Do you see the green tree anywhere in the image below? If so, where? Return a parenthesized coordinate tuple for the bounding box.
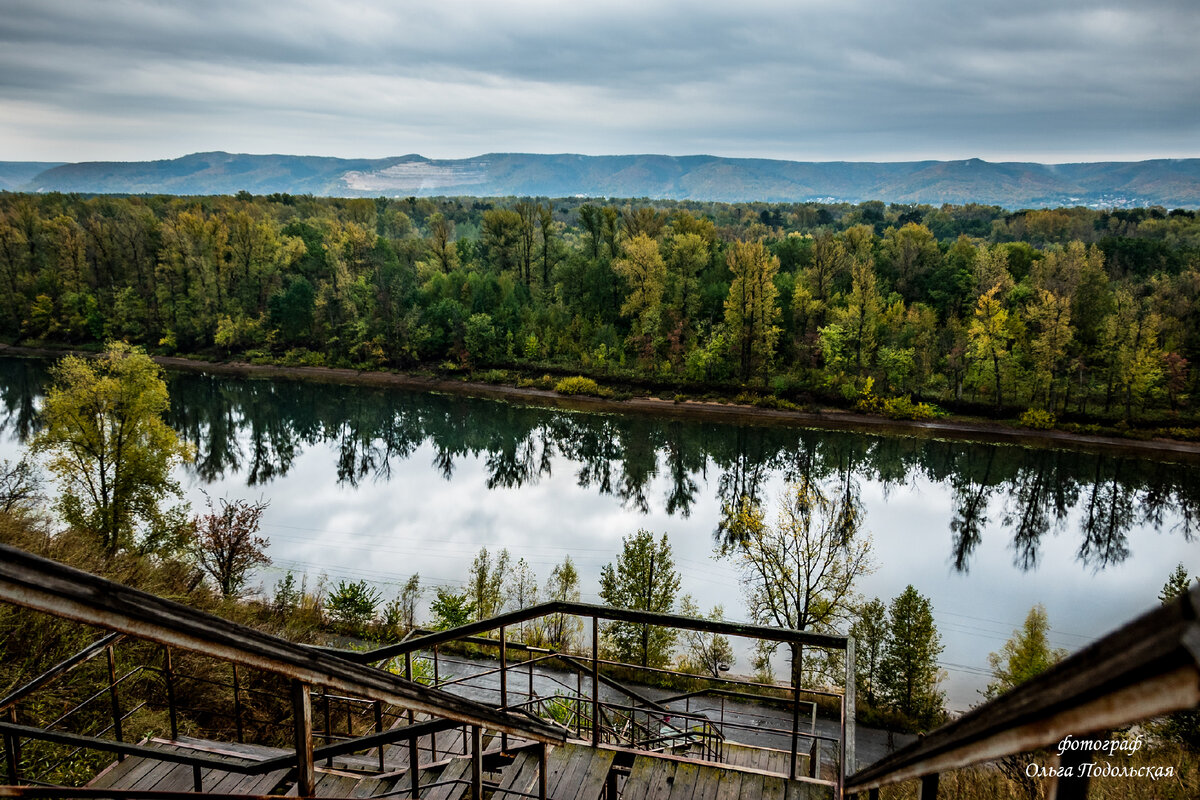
(1155, 564, 1200, 749)
(327, 579, 382, 634)
(985, 604, 1067, 698)
(32, 343, 193, 555)
(468, 546, 510, 621)
(722, 478, 873, 686)
(849, 597, 887, 707)
(1159, 563, 1196, 604)
(834, 259, 882, 378)
(1025, 288, 1073, 410)
(724, 239, 781, 382)
(425, 212, 459, 273)
(612, 232, 667, 356)
(430, 587, 474, 631)
(541, 555, 583, 651)
(598, 530, 680, 668)
(968, 284, 1012, 409)
(879, 585, 945, 729)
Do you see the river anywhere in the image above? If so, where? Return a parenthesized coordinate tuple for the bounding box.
(0, 356, 1195, 712)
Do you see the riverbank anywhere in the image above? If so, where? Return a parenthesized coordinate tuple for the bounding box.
(5, 344, 1200, 462)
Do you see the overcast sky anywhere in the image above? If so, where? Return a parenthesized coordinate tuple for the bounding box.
(1, 0, 1198, 164)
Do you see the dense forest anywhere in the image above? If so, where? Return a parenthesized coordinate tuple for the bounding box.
(1, 191, 1198, 428)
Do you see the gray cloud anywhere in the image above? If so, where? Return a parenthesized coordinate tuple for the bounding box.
(1, 0, 1197, 162)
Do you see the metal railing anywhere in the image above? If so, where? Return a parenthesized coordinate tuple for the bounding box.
(327, 601, 854, 787)
(0, 543, 565, 798)
(845, 583, 1200, 799)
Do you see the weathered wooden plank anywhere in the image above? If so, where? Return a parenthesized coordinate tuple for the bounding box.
(87, 755, 158, 790)
(129, 760, 185, 791)
(758, 774, 786, 800)
(711, 766, 745, 800)
(641, 758, 677, 800)
(688, 764, 724, 800)
(665, 761, 701, 800)
(533, 745, 572, 798)
(546, 745, 589, 798)
(736, 770, 765, 800)
(496, 750, 540, 798)
(418, 755, 473, 800)
(314, 773, 360, 796)
(618, 754, 660, 800)
(569, 747, 616, 800)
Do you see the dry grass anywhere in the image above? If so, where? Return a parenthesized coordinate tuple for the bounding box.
(869, 744, 1197, 800)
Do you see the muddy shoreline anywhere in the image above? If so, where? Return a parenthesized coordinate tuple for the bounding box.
(5, 344, 1198, 462)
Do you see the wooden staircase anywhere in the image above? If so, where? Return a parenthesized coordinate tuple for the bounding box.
(88, 737, 833, 799)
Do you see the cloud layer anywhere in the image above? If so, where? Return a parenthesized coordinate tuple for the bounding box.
(1, 0, 1197, 162)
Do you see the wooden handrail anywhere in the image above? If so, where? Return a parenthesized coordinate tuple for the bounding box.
(845, 583, 1200, 794)
(0, 543, 565, 746)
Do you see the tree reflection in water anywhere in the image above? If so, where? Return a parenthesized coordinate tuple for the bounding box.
(0, 356, 1194, 573)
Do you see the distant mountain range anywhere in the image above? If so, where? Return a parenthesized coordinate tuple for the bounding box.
(6, 151, 1200, 208)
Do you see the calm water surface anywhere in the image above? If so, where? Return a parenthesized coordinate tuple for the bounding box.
(0, 356, 1195, 710)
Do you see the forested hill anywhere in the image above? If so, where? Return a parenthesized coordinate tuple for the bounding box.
(0, 161, 64, 191)
(9, 152, 1200, 208)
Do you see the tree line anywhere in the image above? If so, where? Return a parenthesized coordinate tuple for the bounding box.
(0, 192, 1197, 426)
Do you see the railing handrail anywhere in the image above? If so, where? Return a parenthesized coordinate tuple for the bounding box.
(0, 632, 123, 713)
(846, 583, 1200, 793)
(0, 543, 565, 746)
(320, 601, 848, 664)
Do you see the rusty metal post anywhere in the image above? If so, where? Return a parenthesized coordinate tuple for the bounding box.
(500, 625, 509, 752)
(471, 725, 482, 800)
(105, 644, 124, 758)
(918, 773, 939, 799)
(844, 636, 856, 779)
(374, 701, 385, 772)
(809, 737, 818, 779)
(322, 691, 333, 767)
(868, 789, 879, 800)
(409, 733, 420, 799)
(162, 647, 179, 741)
(193, 764, 203, 792)
(433, 646, 440, 687)
(291, 680, 315, 798)
(232, 663, 244, 744)
(4, 707, 18, 784)
(789, 664, 801, 780)
(1049, 733, 1106, 800)
(539, 742, 548, 800)
(576, 668, 583, 739)
(529, 649, 534, 702)
(591, 616, 600, 747)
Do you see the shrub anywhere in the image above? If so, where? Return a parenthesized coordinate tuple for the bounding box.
(881, 396, 941, 421)
(554, 376, 608, 397)
(1019, 409, 1057, 430)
